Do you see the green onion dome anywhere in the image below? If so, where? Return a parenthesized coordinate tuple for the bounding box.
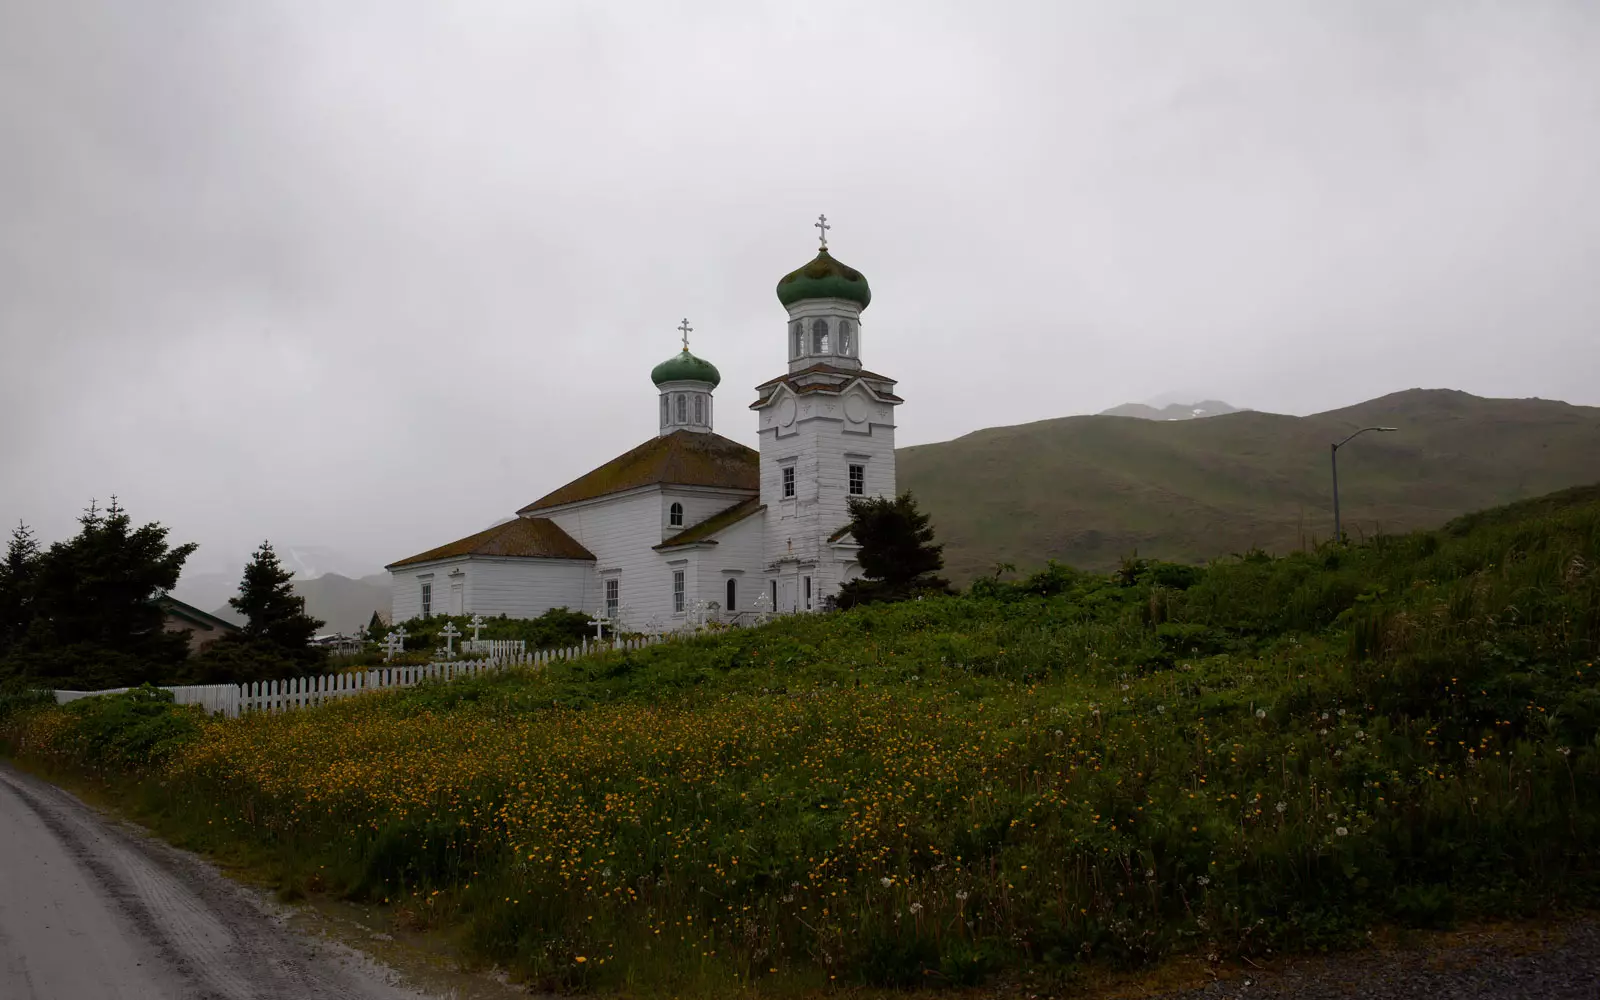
(776, 249, 871, 310)
(650, 349, 721, 387)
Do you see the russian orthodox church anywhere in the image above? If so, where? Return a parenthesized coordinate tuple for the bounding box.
(387, 220, 902, 630)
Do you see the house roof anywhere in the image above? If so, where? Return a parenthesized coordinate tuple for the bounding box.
(655, 498, 766, 550)
(387, 517, 595, 569)
(519, 429, 759, 513)
(154, 594, 241, 633)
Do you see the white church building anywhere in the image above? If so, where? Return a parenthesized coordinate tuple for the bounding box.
(387, 222, 903, 631)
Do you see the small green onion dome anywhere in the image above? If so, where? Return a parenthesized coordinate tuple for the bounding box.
(776, 249, 871, 310)
(651, 349, 721, 387)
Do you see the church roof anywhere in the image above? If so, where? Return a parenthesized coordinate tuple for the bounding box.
(655, 497, 766, 550)
(751, 364, 904, 407)
(387, 517, 595, 569)
(651, 349, 722, 387)
(776, 249, 871, 309)
(519, 430, 759, 513)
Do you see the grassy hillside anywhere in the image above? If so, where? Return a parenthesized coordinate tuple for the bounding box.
(5, 483, 1598, 993)
(901, 388, 1600, 581)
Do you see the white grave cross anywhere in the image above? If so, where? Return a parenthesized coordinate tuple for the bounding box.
(469, 614, 487, 643)
(383, 627, 407, 663)
(438, 621, 461, 659)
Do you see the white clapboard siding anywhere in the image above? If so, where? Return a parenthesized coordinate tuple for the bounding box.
(54, 634, 668, 719)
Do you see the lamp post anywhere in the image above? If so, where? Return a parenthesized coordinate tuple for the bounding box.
(1331, 426, 1397, 543)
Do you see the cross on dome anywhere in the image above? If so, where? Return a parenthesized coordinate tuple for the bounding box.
(678, 317, 692, 351)
(814, 213, 830, 250)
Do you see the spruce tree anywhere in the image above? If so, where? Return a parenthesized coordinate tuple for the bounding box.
(366, 609, 386, 641)
(836, 491, 951, 608)
(6, 497, 196, 687)
(230, 540, 324, 653)
(0, 521, 41, 658)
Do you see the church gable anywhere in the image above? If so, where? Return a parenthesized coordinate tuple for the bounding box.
(519, 429, 758, 514)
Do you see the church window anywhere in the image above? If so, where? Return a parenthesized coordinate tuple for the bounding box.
(605, 578, 619, 619)
(811, 319, 830, 354)
(849, 463, 865, 495)
(694, 395, 704, 424)
(791, 322, 803, 359)
(660, 395, 669, 427)
(420, 582, 432, 617)
(676, 394, 687, 423)
(726, 577, 737, 612)
(669, 502, 684, 527)
(803, 575, 813, 611)
(770, 579, 777, 609)
(782, 466, 795, 498)
(672, 570, 685, 614)
(839, 320, 853, 355)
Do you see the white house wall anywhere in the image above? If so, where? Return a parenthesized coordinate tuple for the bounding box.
(391, 556, 591, 623)
(659, 488, 758, 540)
(694, 511, 765, 614)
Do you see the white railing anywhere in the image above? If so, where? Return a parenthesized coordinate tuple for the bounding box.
(461, 638, 526, 657)
(53, 634, 666, 719)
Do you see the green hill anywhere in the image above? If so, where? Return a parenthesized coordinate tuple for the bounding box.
(900, 388, 1600, 581)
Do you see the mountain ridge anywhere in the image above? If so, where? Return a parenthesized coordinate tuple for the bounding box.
(900, 388, 1600, 581)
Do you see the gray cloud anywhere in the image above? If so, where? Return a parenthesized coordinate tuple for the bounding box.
(3, 0, 1597, 576)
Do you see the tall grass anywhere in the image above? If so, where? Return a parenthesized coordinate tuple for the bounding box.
(4, 487, 1599, 993)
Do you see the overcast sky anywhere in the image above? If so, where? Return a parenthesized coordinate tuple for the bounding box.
(2, 0, 1597, 578)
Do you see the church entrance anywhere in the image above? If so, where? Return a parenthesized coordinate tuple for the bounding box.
(448, 580, 464, 616)
(778, 577, 796, 614)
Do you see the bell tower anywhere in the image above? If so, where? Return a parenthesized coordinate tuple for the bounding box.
(651, 318, 721, 435)
(752, 217, 901, 611)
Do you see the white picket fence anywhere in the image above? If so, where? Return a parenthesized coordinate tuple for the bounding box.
(54, 634, 666, 719)
(461, 638, 526, 657)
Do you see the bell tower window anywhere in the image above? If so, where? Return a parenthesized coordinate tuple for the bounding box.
(669, 502, 684, 527)
(811, 319, 830, 354)
(676, 394, 687, 422)
(791, 321, 803, 359)
(839, 320, 854, 356)
(660, 395, 669, 428)
(694, 395, 704, 424)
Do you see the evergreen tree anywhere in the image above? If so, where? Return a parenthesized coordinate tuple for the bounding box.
(230, 540, 325, 652)
(835, 491, 952, 608)
(3, 498, 196, 687)
(367, 609, 386, 641)
(0, 521, 40, 657)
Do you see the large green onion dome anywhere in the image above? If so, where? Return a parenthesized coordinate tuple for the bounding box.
(775, 249, 871, 310)
(650, 349, 721, 387)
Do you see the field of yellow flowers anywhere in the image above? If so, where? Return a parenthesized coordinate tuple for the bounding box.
(5, 485, 1600, 993)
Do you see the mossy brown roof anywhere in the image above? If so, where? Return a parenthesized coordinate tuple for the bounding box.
(655, 498, 766, 550)
(387, 517, 594, 569)
(519, 430, 759, 513)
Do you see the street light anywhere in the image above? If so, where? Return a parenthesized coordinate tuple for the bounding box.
(1331, 426, 1397, 543)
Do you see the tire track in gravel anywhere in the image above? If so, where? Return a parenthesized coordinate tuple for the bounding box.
(0, 761, 437, 1000)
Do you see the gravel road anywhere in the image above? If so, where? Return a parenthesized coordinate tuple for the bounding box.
(0, 761, 436, 1000)
(1144, 921, 1600, 1000)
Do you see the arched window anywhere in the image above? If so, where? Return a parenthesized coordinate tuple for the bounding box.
(726, 577, 737, 611)
(694, 395, 704, 424)
(669, 502, 684, 527)
(676, 394, 687, 422)
(660, 395, 669, 427)
(791, 322, 803, 359)
(811, 318, 830, 354)
(838, 320, 854, 356)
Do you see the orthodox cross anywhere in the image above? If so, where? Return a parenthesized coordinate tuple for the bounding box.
(383, 627, 407, 663)
(814, 213, 830, 249)
(592, 612, 610, 643)
(438, 621, 460, 659)
(678, 318, 692, 351)
(468, 613, 486, 643)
